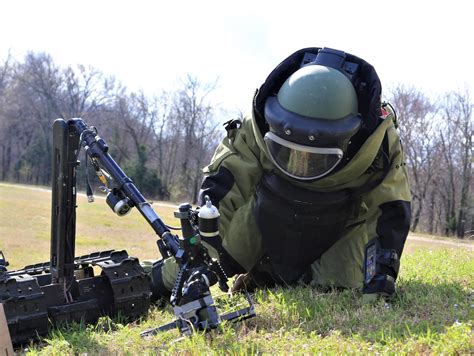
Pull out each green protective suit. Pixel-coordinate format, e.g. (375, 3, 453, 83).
(157, 102, 411, 292)
(154, 47, 412, 295)
(212, 107, 408, 274)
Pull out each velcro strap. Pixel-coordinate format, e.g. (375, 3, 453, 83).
(376, 249, 398, 267)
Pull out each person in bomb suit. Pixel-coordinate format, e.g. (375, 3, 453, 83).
(148, 47, 411, 301)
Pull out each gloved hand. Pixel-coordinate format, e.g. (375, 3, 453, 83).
(230, 264, 277, 293)
(362, 274, 395, 303)
(363, 239, 398, 301)
(142, 258, 179, 305)
(230, 273, 255, 294)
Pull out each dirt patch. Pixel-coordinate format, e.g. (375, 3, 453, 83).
(404, 234, 473, 254)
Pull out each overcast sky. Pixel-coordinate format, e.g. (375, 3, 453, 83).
(1, 0, 472, 114)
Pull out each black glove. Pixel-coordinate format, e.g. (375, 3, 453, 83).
(363, 240, 398, 298)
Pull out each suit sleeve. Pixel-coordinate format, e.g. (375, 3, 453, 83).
(310, 119, 411, 289)
(198, 117, 264, 274)
(364, 123, 411, 280)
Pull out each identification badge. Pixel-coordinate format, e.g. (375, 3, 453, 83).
(364, 241, 377, 284)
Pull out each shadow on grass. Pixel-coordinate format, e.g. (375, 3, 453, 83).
(19, 276, 471, 353)
(243, 279, 471, 344)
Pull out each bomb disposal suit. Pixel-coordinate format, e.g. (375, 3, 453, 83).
(149, 47, 411, 300)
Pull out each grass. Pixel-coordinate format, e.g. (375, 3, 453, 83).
(0, 183, 178, 269)
(1, 183, 473, 354)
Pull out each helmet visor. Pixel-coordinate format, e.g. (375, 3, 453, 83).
(264, 132, 343, 180)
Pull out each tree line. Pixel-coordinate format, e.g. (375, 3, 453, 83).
(0, 51, 223, 203)
(0, 52, 472, 238)
(388, 86, 472, 238)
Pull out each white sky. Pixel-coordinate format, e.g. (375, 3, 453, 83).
(1, 0, 472, 114)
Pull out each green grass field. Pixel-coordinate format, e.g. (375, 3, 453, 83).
(1, 183, 473, 354)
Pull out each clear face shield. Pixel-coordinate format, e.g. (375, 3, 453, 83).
(264, 132, 344, 180)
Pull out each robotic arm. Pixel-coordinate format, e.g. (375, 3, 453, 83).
(70, 118, 255, 336)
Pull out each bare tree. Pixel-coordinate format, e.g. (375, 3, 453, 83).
(0, 52, 119, 185)
(151, 91, 171, 180)
(388, 85, 439, 231)
(0, 52, 13, 180)
(167, 74, 220, 202)
(60, 64, 115, 118)
(4, 52, 64, 184)
(438, 89, 472, 237)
